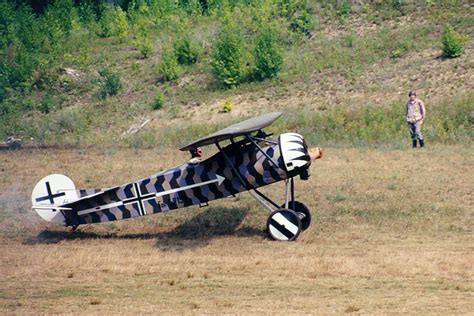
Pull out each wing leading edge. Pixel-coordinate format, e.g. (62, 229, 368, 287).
(179, 112, 282, 151)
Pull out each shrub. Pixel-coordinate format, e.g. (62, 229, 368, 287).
(441, 24, 466, 58)
(52, 109, 85, 134)
(222, 98, 233, 112)
(253, 27, 283, 80)
(337, 0, 351, 22)
(98, 4, 115, 38)
(133, 16, 153, 58)
(289, 10, 314, 36)
(98, 67, 121, 98)
(158, 49, 180, 81)
(174, 36, 198, 65)
(151, 91, 165, 110)
(114, 6, 129, 43)
(211, 22, 245, 88)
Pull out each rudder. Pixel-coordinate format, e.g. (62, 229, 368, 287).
(31, 174, 78, 225)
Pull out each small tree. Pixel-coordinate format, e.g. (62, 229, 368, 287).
(98, 4, 115, 38)
(151, 91, 165, 110)
(174, 36, 198, 65)
(441, 24, 466, 58)
(114, 6, 129, 43)
(289, 10, 314, 36)
(133, 17, 152, 58)
(158, 49, 180, 81)
(211, 22, 245, 88)
(98, 67, 121, 98)
(253, 27, 283, 80)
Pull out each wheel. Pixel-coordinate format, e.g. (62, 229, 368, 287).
(282, 201, 311, 231)
(267, 208, 302, 241)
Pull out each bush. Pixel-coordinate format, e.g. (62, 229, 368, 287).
(253, 27, 283, 80)
(98, 4, 115, 38)
(151, 91, 165, 110)
(174, 36, 198, 65)
(289, 10, 314, 36)
(114, 6, 129, 43)
(158, 49, 180, 81)
(132, 16, 153, 58)
(211, 22, 245, 88)
(222, 98, 233, 113)
(98, 67, 121, 98)
(337, 0, 351, 22)
(441, 24, 466, 58)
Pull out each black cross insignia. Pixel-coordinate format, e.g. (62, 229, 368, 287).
(35, 182, 66, 204)
(122, 183, 155, 216)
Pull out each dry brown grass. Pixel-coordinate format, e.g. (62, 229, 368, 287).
(0, 145, 473, 314)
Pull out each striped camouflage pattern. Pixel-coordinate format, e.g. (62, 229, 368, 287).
(61, 141, 288, 227)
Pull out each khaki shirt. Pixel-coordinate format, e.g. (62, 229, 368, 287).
(405, 99, 426, 123)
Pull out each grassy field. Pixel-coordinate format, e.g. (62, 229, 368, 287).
(1, 145, 472, 314)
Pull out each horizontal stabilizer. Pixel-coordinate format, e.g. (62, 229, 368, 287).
(32, 205, 73, 211)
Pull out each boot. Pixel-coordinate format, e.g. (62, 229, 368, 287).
(412, 140, 417, 148)
(419, 139, 424, 147)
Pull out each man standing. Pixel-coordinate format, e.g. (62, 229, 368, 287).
(405, 90, 426, 148)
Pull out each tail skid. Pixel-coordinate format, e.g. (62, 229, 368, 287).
(31, 174, 78, 225)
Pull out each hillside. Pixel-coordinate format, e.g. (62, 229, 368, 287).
(1, 1, 473, 148)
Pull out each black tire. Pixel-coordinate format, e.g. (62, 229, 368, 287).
(266, 208, 302, 241)
(281, 201, 311, 231)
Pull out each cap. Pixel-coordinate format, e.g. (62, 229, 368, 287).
(408, 90, 417, 96)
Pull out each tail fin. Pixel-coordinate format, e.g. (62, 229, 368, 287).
(31, 174, 78, 225)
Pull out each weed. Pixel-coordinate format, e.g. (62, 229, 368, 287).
(337, 0, 351, 23)
(222, 97, 233, 113)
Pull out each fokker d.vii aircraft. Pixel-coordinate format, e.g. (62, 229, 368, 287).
(32, 112, 322, 241)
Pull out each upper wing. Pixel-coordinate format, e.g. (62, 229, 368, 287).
(179, 112, 282, 151)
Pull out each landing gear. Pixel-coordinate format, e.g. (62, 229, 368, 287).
(68, 225, 79, 235)
(254, 178, 312, 241)
(267, 209, 302, 241)
(282, 201, 311, 231)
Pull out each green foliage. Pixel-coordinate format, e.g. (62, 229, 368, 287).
(441, 24, 466, 58)
(253, 27, 283, 80)
(275, 0, 302, 18)
(174, 36, 198, 65)
(152, 91, 165, 110)
(98, 4, 115, 38)
(52, 108, 86, 134)
(222, 97, 233, 112)
(38, 91, 64, 114)
(392, 0, 406, 14)
(211, 22, 245, 88)
(158, 49, 181, 81)
(114, 7, 129, 43)
(98, 67, 121, 98)
(289, 10, 314, 36)
(132, 15, 153, 58)
(337, 0, 351, 22)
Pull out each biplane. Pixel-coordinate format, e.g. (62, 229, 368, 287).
(31, 112, 322, 241)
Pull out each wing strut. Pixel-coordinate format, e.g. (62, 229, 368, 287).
(215, 138, 296, 214)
